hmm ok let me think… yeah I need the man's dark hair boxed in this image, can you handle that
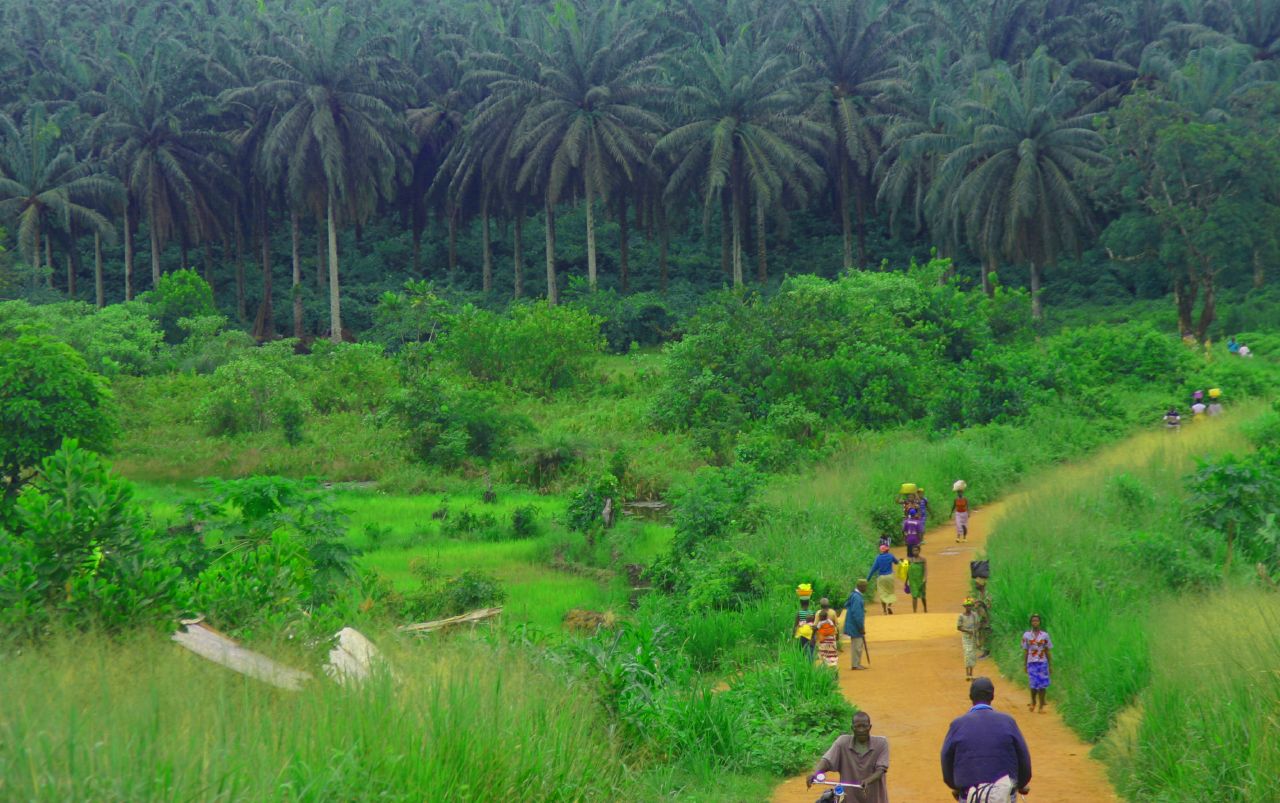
[969,677,995,703]
[852,711,871,727]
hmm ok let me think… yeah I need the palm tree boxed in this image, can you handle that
[252,9,407,342]
[655,36,827,286]
[0,106,120,291]
[930,50,1108,318]
[99,47,229,292]
[802,0,914,269]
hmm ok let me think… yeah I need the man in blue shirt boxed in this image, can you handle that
[843,580,868,670]
[940,677,1032,801]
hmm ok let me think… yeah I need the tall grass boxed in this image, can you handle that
[0,632,625,801]
[1113,592,1280,802]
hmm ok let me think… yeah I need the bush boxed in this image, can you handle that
[511,504,540,538]
[669,464,761,556]
[388,373,530,467]
[566,473,621,533]
[171,315,254,374]
[195,356,312,440]
[143,270,217,343]
[306,341,397,414]
[0,335,117,502]
[440,302,603,395]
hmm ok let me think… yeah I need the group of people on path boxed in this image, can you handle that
[795,478,1057,801]
[807,677,1033,802]
[1164,387,1225,430]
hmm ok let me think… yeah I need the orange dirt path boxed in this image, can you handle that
[771,500,1121,803]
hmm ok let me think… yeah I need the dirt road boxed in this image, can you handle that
[772,500,1120,803]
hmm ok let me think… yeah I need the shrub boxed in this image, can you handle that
[388,374,530,467]
[511,504,540,538]
[566,473,621,533]
[0,336,117,502]
[441,302,603,395]
[195,356,312,440]
[62,302,165,375]
[172,315,254,374]
[669,464,761,556]
[143,270,217,343]
[306,341,398,413]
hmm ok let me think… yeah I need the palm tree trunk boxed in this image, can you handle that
[45,236,53,289]
[839,160,853,271]
[180,236,189,273]
[513,210,524,299]
[123,204,133,301]
[94,231,104,309]
[1029,260,1042,321]
[66,253,75,298]
[619,196,630,293]
[1253,247,1265,289]
[659,202,669,294]
[328,189,342,343]
[853,184,868,267]
[545,196,558,306]
[149,200,161,287]
[235,216,247,321]
[31,213,41,284]
[720,192,732,278]
[202,241,213,285]
[585,182,598,290]
[254,203,274,340]
[755,195,767,283]
[315,215,326,290]
[291,212,303,339]
[732,194,744,288]
[412,196,423,276]
[481,201,493,294]
[447,206,458,281]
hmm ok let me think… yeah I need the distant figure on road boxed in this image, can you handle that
[957,599,980,681]
[940,677,1032,802]
[867,545,900,615]
[1021,614,1053,713]
[808,711,890,803]
[951,489,970,543]
[903,507,924,553]
[906,545,928,613]
[815,609,840,668]
[972,578,992,659]
[844,580,868,670]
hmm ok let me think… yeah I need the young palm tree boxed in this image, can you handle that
[655,36,826,286]
[252,9,407,342]
[931,50,1108,318]
[0,106,120,289]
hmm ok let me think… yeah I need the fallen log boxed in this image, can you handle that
[398,607,503,633]
[171,619,312,691]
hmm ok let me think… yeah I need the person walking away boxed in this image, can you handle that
[818,596,841,651]
[1208,388,1224,416]
[815,610,840,668]
[795,586,816,659]
[957,599,980,681]
[903,508,924,553]
[807,711,890,803]
[1191,395,1207,419]
[844,580,868,670]
[940,677,1032,801]
[951,490,970,543]
[918,488,929,532]
[1021,614,1053,713]
[907,546,928,613]
[867,545,900,615]
[973,578,992,658]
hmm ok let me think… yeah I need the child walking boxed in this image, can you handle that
[814,610,840,668]
[1022,614,1053,712]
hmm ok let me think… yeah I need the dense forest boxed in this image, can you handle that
[0,0,1278,340]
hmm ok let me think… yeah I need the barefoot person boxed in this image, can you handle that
[867,545,900,615]
[941,677,1032,801]
[1021,614,1053,713]
[844,580,868,670]
[951,488,970,543]
[807,711,890,803]
[957,599,980,681]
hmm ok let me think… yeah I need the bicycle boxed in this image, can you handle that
[809,772,864,802]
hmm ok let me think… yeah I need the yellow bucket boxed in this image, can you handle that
[899,483,918,495]
[1209,388,1221,398]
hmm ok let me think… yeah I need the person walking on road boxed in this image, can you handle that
[951,489,970,543]
[808,711,890,803]
[906,545,927,613]
[940,677,1032,802]
[867,545,900,615]
[957,599,980,681]
[844,580,868,670]
[1021,614,1053,713]
[972,579,992,659]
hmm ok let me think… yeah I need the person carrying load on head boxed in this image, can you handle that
[1208,388,1223,416]
[795,584,816,659]
[903,508,924,553]
[951,481,970,543]
[867,545,900,615]
[1190,390,1207,419]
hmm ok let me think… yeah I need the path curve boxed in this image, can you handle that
[772,500,1120,803]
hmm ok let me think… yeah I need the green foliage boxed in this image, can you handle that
[669,464,760,556]
[366,280,452,352]
[1187,449,1280,571]
[0,335,116,500]
[391,560,507,620]
[0,441,184,636]
[510,504,540,538]
[565,472,620,533]
[565,286,680,354]
[440,302,603,395]
[0,300,164,375]
[306,341,397,414]
[195,356,312,440]
[388,372,530,467]
[170,315,254,374]
[142,270,217,343]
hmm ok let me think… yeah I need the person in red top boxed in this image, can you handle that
[951,490,970,543]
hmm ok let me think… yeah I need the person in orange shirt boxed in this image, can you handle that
[951,489,970,543]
